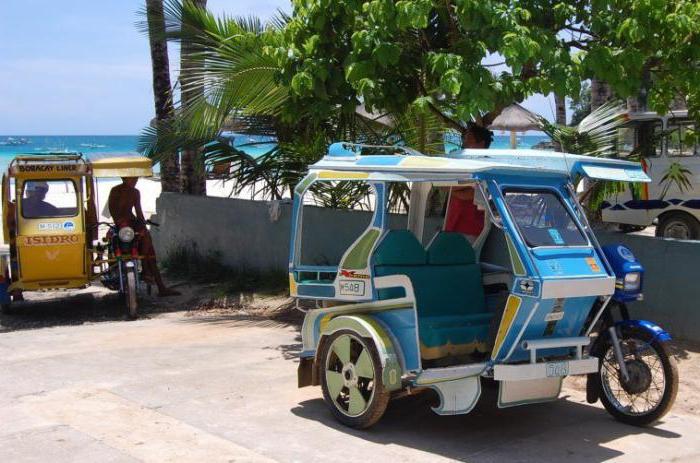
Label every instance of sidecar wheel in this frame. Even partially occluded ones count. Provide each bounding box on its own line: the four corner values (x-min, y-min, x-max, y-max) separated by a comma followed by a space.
320, 330, 389, 429
597, 335, 678, 426
1, 302, 12, 314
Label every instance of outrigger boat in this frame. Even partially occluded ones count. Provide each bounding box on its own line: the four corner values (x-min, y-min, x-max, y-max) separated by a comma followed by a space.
290, 143, 677, 428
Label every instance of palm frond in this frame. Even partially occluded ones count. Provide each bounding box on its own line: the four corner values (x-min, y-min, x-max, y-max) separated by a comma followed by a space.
534, 101, 627, 157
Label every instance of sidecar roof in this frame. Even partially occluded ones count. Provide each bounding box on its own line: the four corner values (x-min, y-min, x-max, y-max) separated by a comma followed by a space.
90, 156, 153, 178
307, 143, 650, 184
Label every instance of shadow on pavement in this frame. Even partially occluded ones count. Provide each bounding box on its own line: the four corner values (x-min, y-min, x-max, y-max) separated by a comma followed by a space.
291, 389, 681, 463
0, 287, 187, 333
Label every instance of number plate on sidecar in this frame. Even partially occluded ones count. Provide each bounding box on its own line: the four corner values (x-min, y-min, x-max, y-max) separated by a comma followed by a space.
546, 361, 570, 377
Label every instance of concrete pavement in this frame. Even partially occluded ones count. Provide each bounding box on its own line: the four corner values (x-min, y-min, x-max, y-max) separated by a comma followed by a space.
1, 313, 698, 462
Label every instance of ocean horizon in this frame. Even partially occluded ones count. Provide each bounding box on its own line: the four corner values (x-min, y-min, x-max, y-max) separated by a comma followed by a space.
0, 133, 551, 172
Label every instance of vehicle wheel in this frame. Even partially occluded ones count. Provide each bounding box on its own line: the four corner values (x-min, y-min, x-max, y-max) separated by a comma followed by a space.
597, 334, 678, 426
619, 224, 646, 233
125, 266, 138, 320
656, 212, 700, 240
0, 303, 12, 314
320, 330, 389, 429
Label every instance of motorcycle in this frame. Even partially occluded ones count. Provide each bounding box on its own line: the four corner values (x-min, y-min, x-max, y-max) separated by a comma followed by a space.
95, 219, 159, 319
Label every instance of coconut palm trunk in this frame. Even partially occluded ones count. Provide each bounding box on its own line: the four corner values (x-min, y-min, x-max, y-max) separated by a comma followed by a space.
591, 78, 614, 110
180, 0, 207, 196
146, 0, 179, 192
554, 93, 567, 150
555, 93, 567, 126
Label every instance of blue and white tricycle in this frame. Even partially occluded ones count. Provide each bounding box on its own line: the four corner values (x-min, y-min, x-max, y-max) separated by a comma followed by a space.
291, 143, 678, 428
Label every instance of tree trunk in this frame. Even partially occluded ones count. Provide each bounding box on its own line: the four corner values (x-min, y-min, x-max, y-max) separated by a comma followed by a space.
591, 78, 613, 110
180, 0, 208, 196
553, 92, 567, 150
555, 93, 567, 126
146, 0, 179, 193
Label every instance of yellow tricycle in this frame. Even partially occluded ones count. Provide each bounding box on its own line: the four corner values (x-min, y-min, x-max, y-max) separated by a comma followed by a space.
1, 153, 154, 318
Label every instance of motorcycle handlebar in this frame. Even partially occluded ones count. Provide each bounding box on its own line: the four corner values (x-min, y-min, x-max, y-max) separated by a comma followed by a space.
90, 219, 159, 229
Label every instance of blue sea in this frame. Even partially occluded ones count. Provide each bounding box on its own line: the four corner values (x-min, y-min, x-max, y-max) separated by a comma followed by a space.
0, 133, 550, 172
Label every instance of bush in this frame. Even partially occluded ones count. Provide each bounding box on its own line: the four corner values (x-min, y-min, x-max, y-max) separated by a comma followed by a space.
162, 243, 287, 294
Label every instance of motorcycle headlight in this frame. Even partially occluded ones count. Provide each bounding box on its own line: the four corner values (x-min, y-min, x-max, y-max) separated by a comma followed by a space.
623, 272, 641, 291
118, 226, 135, 243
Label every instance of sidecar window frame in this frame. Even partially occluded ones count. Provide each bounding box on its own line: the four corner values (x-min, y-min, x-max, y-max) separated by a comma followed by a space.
501, 187, 589, 248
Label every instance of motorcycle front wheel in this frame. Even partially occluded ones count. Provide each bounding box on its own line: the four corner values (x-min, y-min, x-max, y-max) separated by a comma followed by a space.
597, 333, 678, 426
124, 265, 138, 320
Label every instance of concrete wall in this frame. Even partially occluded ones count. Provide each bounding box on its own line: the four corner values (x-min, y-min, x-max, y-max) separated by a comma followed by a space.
596, 232, 700, 341
152, 193, 700, 341
151, 193, 439, 271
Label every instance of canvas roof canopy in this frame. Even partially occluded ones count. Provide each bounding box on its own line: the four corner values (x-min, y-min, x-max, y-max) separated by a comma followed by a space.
90, 156, 153, 178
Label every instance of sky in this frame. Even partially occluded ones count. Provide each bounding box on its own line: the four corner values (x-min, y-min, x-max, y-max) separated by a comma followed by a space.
0, 0, 559, 136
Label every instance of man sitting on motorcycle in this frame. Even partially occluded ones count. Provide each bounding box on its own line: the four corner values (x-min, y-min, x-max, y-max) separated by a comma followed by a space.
108, 177, 180, 297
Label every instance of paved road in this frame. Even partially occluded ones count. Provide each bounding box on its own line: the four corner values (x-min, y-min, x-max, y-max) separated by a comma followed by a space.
1, 313, 698, 463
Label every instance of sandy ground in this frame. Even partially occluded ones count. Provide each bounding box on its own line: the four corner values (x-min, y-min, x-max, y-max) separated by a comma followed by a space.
1, 285, 700, 462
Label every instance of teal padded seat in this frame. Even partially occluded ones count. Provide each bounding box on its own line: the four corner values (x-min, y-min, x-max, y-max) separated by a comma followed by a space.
373, 230, 493, 360
373, 230, 427, 300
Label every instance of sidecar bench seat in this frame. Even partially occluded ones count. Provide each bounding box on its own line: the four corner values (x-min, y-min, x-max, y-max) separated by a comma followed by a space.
373, 230, 493, 360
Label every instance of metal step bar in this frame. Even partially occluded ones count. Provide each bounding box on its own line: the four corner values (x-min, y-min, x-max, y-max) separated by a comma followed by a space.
521, 336, 590, 363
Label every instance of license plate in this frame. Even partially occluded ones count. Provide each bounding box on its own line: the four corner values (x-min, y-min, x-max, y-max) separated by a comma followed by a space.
546, 361, 570, 377
339, 280, 365, 296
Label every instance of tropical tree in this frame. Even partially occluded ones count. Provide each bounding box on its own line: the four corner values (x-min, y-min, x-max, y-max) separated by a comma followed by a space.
280, 0, 700, 148
555, 93, 567, 126
179, 0, 207, 195
534, 101, 630, 213
144, 0, 180, 192
138, 0, 450, 207
570, 81, 591, 126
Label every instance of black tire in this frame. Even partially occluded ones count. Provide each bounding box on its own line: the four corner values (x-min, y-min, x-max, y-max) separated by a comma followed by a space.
619, 224, 646, 233
125, 266, 138, 320
656, 212, 700, 240
597, 334, 678, 426
319, 330, 390, 429
0, 303, 12, 315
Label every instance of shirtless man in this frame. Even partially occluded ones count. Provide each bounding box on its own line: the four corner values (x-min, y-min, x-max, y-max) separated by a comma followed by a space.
108, 177, 179, 296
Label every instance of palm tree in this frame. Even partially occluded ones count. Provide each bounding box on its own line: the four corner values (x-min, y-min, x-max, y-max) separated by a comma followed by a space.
138, 0, 449, 208
179, 0, 207, 195
145, 0, 180, 192
534, 102, 631, 213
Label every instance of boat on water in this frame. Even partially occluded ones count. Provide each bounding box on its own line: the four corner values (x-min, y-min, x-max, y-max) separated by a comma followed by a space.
0, 137, 31, 146
79, 143, 108, 149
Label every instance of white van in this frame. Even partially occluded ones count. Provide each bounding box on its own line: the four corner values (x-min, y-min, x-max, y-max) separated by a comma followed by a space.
602, 110, 700, 239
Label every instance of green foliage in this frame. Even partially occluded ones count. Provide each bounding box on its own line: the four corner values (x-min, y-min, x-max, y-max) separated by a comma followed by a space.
142, 0, 700, 214
281, 0, 700, 130
570, 82, 592, 127
163, 242, 287, 292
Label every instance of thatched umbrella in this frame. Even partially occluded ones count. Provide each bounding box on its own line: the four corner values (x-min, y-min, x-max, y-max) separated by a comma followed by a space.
488, 103, 541, 148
